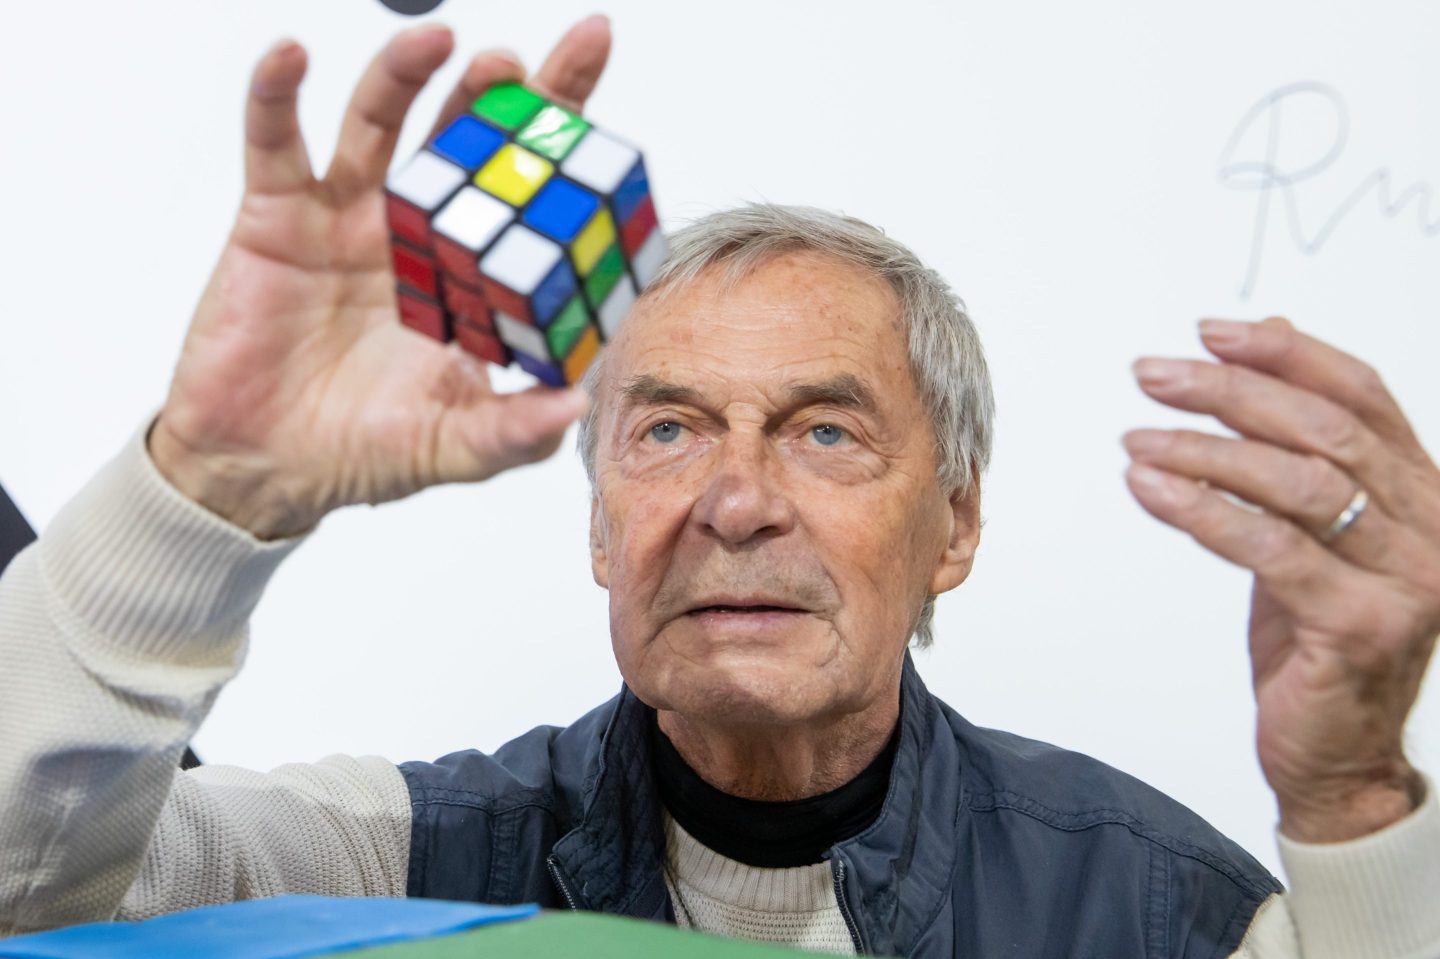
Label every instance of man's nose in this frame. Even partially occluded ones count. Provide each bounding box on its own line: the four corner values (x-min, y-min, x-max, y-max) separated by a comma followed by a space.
691, 432, 796, 546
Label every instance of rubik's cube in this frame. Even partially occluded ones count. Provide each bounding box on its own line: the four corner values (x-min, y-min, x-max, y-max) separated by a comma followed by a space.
385, 83, 665, 386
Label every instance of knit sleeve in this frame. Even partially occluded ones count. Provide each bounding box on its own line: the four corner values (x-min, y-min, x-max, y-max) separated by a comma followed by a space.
0, 422, 409, 935
1227, 779, 1440, 958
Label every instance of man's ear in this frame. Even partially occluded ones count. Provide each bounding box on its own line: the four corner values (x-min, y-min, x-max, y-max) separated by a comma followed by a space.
928, 485, 981, 596
590, 495, 610, 589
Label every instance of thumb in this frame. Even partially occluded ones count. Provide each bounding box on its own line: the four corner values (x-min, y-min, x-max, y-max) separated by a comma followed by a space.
446, 385, 590, 481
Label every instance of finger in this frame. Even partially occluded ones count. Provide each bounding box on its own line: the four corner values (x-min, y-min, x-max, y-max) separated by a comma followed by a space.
529, 14, 612, 111
325, 25, 455, 202
245, 39, 315, 194
1125, 463, 1364, 619
1123, 428, 1394, 571
1198, 317, 1428, 462
425, 49, 527, 141
1133, 357, 1412, 519
444, 385, 589, 482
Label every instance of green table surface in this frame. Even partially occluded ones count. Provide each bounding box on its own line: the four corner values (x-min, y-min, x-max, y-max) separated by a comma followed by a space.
341, 912, 812, 958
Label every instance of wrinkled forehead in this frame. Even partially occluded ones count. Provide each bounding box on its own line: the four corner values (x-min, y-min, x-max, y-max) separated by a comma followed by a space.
600, 251, 913, 411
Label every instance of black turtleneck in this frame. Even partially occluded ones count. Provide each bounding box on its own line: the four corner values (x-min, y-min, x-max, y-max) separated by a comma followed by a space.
650, 716, 899, 868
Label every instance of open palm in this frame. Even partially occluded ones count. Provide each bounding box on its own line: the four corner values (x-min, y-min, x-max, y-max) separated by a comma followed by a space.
1126, 319, 1436, 841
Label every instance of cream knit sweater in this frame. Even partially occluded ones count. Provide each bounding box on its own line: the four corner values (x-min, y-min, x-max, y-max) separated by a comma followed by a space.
663, 815, 858, 953
1, 425, 1439, 957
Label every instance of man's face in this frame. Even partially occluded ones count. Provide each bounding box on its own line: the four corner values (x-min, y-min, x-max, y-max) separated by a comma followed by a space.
589, 252, 978, 727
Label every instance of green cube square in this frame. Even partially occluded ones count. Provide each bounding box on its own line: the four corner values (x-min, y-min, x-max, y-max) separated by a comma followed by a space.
584, 244, 625, 308
516, 105, 592, 162
546, 297, 590, 358
472, 83, 546, 132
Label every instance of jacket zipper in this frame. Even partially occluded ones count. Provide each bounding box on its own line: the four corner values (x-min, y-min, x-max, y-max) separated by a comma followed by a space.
831, 858, 866, 955
546, 854, 580, 911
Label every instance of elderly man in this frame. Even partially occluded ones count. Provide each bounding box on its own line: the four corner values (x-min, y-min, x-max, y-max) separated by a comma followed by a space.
1, 19, 1437, 958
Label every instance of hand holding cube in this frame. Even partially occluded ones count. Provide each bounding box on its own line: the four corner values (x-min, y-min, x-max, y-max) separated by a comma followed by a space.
149, 22, 614, 540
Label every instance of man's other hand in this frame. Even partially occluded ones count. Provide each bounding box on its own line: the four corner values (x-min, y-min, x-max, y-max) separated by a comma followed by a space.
149, 19, 610, 540
1124, 318, 1435, 843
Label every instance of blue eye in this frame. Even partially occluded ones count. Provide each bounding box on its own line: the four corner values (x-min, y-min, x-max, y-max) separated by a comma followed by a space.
650, 422, 683, 444
812, 424, 846, 447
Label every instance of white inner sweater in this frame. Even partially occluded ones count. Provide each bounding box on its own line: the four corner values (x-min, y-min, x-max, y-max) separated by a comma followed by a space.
0, 424, 1439, 958
662, 814, 857, 954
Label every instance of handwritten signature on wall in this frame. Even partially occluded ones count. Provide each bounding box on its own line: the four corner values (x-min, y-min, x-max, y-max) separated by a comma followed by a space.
1218, 81, 1439, 299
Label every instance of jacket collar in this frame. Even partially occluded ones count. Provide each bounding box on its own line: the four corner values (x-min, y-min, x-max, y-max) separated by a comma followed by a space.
832, 653, 962, 956
547, 682, 671, 920
547, 652, 960, 951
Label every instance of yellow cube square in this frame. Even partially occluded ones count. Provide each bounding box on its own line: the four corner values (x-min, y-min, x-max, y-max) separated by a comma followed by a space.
563, 324, 602, 384
475, 144, 553, 207
571, 208, 617, 276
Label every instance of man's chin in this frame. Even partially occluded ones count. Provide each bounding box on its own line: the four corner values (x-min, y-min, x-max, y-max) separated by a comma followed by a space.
650, 670, 826, 727
628, 623, 849, 726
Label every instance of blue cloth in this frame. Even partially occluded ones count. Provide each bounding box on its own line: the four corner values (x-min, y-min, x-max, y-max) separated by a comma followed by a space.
400, 654, 1282, 958
0, 896, 538, 959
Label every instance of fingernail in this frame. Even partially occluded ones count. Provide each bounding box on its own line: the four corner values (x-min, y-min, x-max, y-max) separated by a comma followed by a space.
1133, 358, 1188, 391
1199, 319, 1249, 349
1127, 464, 1195, 506
398, 23, 453, 52
390, 24, 453, 72
1122, 429, 1171, 455
253, 40, 304, 98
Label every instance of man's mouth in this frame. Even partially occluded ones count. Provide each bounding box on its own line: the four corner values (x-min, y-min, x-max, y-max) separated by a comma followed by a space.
686, 604, 802, 616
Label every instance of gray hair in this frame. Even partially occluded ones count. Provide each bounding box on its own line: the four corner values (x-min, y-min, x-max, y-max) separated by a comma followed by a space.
577, 203, 994, 647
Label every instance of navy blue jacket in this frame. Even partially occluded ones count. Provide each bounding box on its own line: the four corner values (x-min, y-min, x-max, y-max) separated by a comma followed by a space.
400, 655, 1281, 957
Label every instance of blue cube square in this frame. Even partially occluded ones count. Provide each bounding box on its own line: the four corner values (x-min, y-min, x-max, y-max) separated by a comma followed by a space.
531, 258, 579, 326
433, 116, 506, 171
514, 351, 567, 387
612, 160, 650, 225
523, 179, 601, 243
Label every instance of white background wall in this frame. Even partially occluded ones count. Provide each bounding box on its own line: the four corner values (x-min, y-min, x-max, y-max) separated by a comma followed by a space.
2, 0, 1438, 878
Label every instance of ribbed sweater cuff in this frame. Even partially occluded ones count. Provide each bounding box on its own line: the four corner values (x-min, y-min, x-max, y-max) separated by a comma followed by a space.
1278, 776, 1440, 959
38, 418, 305, 670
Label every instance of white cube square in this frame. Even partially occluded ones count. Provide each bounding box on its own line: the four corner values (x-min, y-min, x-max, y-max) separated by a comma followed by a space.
598, 274, 636, 341
631, 229, 668, 289
495, 312, 550, 359
480, 225, 565, 296
387, 151, 467, 212
433, 187, 513, 252
561, 128, 640, 195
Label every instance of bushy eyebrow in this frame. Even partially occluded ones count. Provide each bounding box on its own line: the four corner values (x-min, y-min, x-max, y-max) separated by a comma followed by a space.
785, 374, 877, 414
617, 373, 879, 417
618, 374, 706, 409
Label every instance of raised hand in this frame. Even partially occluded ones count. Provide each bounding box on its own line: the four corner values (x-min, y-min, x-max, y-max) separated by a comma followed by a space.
149, 18, 611, 540
1124, 318, 1436, 842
